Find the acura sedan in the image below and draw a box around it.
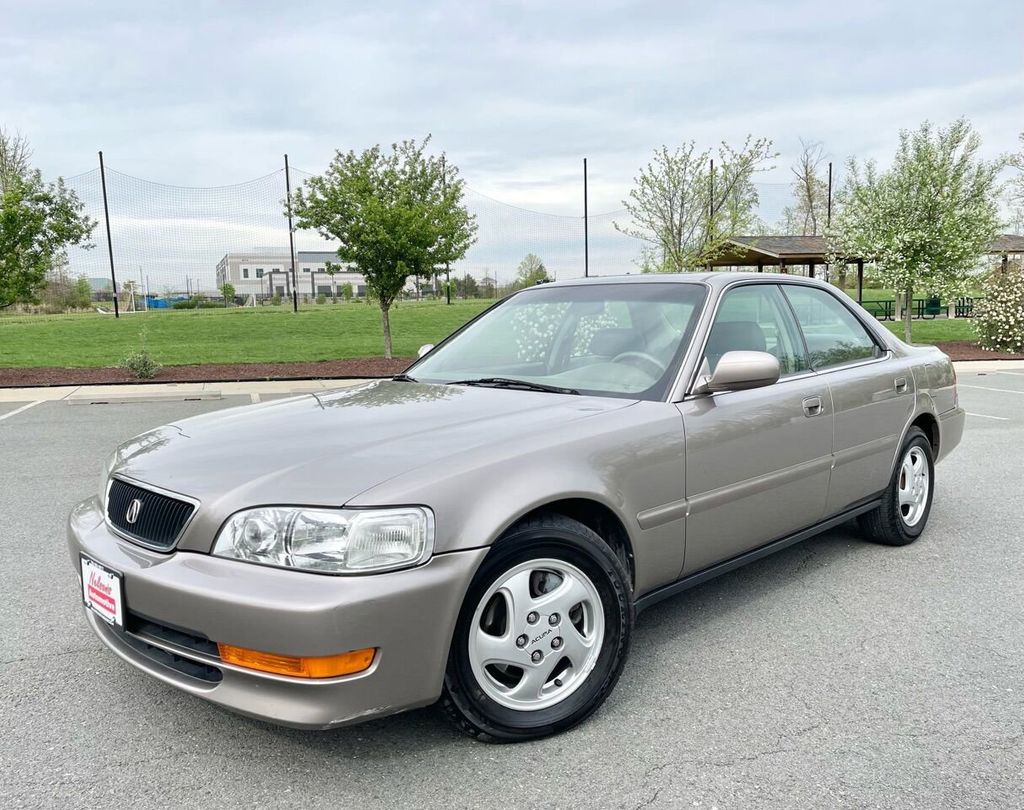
[69,272,963,741]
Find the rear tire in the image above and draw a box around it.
[858,426,934,546]
[441,514,633,742]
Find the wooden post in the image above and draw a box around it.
[808,260,815,279]
[780,259,787,275]
[757,261,763,273]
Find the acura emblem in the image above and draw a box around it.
[125,498,143,525]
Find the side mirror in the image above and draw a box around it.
[417,344,435,358]
[696,350,780,394]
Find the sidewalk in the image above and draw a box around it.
[0,378,372,404]
[4,359,1024,404]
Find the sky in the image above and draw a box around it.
[3,0,1023,284]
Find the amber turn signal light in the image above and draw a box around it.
[217,643,376,678]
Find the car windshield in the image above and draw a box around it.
[409,282,708,400]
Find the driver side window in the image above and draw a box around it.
[705,285,810,376]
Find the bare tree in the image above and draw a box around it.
[0,127,33,191]
[780,140,829,236]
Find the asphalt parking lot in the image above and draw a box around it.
[1,372,1022,809]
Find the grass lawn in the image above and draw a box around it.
[883,318,977,343]
[0,300,493,368]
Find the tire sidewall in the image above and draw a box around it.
[444,523,632,741]
[892,429,935,540]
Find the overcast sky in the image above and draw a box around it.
[4,0,1022,215]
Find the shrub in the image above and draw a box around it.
[975,266,1024,353]
[271,294,283,306]
[172,299,196,309]
[118,351,162,379]
[316,294,327,305]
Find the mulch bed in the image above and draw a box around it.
[1,344,1020,388]
[934,342,1024,361]
[0,357,413,388]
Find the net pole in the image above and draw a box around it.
[284,154,299,312]
[583,158,589,278]
[98,151,120,317]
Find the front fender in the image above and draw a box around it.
[349,401,689,597]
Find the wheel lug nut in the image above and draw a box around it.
[551,636,563,650]
[531,650,542,663]
[548,613,560,625]
[515,634,528,648]
[527,611,539,624]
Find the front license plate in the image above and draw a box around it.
[80,555,124,628]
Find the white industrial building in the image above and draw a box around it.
[216,251,366,298]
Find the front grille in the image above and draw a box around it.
[106,477,195,550]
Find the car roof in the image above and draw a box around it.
[540,271,829,291]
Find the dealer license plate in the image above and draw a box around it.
[80,555,124,628]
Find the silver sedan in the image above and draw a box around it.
[68,272,963,741]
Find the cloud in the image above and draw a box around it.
[5,0,1022,285]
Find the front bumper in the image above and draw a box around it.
[68,497,486,729]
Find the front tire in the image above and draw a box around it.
[858,426,935,546]
[441,514,633,742]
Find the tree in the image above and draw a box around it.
[221,282,235,306]
[1,170,96,309]
[1009,131,1024,234]
[0,128,32,192]
[71,276,92,309]
[828,118,1003,342]
[456,273,479,298]
[615,136,775,271]
[291,137,477,358]
[779,140,830,236]
[324,260,342,299]
[513,253,551,288]
[339,281,353,302]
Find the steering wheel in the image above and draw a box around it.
[610,351,667,378]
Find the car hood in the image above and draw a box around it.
[110,380,635,510]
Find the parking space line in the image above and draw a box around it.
[966,412,1010,421]
[250,393,261,403]
[0,401,43,422]
[960,384,1024,395]
[995,371,1024,377]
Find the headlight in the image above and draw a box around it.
[212,507,434,574]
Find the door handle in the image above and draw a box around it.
[894,377,908,394]
[802,395,823,417]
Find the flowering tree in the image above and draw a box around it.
[828,119,1002,342]
[616,136,775,271]
[975,265,1024,353]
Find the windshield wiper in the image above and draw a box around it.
[391,373,418,382]
[447,377,580,395]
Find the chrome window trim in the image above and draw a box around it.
[104,474,201,553]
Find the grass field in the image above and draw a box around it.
[0,300,493,368]
[882,318,977,343]
[0,294,981,369]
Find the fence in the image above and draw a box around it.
[5,153,813,317]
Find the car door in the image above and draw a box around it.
[781,283,915,515]
[676,282,833,576]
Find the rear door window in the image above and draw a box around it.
[782,285,880,370]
